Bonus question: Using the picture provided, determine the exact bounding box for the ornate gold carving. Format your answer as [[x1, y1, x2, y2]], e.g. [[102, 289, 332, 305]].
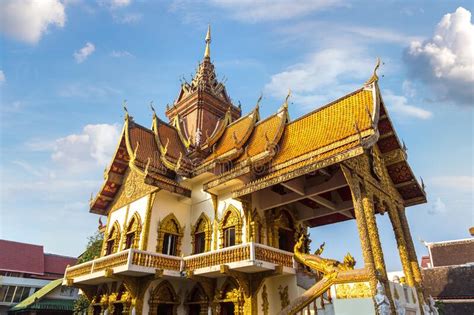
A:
[[341, 165, 377, 291], [148, 280, 180, 315], [278, 285, 290, 310], [219, 204, 243, 247], [110, 169, 158, 213], [140, 192, 156, 250], [382, 148, 406, 166], [122, 212, 142, 250], [261, 284, 269, 315], [211, 194, 219, 250], [335, 282, 372, 299], [190, 212, 212, 253], [156, 213, 184, 256], [102, 221, 121, 256], [294, 234, 355, 277]]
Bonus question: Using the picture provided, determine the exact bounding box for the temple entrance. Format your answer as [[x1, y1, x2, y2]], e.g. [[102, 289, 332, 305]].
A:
[[157, 303, 174, 315], [112, 303, 123, 315], [220, 302, 235, 315], [185, 283, 209, 315], [188, 304, 201, 315], [148, 280, 179, 315]]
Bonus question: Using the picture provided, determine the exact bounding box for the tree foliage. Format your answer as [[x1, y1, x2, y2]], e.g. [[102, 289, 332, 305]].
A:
[[77, 231, 103, 264], [73, 231, 103, 314]]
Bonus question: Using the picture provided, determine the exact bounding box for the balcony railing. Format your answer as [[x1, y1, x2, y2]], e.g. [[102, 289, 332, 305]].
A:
[[65, 243, 295, 283]]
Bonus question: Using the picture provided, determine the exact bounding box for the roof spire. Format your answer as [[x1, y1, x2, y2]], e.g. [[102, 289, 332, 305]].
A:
[[365, 57, 381, 86], [204, 24, 211, 59]]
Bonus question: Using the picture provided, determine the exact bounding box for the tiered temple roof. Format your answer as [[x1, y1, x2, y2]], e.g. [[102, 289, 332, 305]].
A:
[[90, 28, 426, 216]]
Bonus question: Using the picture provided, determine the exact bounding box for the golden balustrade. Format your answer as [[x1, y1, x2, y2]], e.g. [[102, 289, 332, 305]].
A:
[[254, 243, 294, 268], [131, 250, 181, 271], [184, 243, 251, 270], [65, 243, 295, 281]]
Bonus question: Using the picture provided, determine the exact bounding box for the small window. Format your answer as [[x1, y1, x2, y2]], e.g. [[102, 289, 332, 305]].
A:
[[278, 228, 295, 252], [194, 232, 206, 254], [0, 286, 8, 302], [5, 286, 15, 303], [124, 232, 135, 250], [223, 227, 236, 248], [13, 287, 25, 303], [105, 239, 115, 255], [163, 233, 178, 256], [20, 287, 30, 301]]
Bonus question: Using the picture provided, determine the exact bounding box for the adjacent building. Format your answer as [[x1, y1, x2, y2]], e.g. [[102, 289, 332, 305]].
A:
[[63, 27, 428, 315], [0, 240, 77, 315], [421, 237, 474, 314]]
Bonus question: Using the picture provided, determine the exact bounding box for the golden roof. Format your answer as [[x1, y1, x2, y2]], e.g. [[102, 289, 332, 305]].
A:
[[272, 88, 374, 167]]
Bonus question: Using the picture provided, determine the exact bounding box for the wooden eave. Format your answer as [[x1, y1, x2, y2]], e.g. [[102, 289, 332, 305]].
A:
[[376, 86, 427, 207], [90, 117, 191, 215]]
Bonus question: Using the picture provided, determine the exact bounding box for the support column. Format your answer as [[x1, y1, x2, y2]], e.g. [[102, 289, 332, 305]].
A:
[[211, 194, 219, 250], [341, 166, 377, 293], [396, 206, 426, 309], [397, 207, 422, 285], [387, 205, 415, 287], [362, 188, 395, 313]]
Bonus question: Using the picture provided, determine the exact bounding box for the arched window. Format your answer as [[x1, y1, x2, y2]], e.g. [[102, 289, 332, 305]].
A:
[[104, 221, 121, 256], [156, 214, 183, 256], [123, 213, 142, 250], [185, 283, 209, 315], [191, 213, 212, 254], [219, 205, 243, 248], [148, 280, 179, 315], [214, 277, 242, 315]]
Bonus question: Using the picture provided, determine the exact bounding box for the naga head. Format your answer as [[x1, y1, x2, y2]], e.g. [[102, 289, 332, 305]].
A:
[[342, 252, 356, 270], [294, 234, 305, 254]]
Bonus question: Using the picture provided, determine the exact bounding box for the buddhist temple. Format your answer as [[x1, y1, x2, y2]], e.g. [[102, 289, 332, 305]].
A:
[[64, 26, 429, 315]]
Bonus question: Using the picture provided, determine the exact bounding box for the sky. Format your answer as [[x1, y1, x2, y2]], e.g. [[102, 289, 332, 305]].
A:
[[0, 0, 473, 272]]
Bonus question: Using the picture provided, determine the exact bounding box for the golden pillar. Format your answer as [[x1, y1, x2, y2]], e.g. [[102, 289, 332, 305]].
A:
[[211, 194, 219, 250], [397, 207, 422, 285], [387, 204, 415, 287], [362, 188, 395, 312], [397, 206, 426, 308], [342, 166, 377, 292]]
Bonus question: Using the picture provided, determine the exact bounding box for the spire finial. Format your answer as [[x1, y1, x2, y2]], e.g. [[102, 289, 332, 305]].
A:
[[150, 101, 156, 117], [365, 57, 381, 86], [204, 24, 211, 58]]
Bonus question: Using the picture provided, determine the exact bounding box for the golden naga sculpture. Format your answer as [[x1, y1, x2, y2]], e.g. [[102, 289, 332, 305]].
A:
[[294, 235, 356, 277]]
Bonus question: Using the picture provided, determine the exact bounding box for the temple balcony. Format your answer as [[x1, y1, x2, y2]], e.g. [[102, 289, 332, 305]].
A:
[[64, 243, 295, 285]]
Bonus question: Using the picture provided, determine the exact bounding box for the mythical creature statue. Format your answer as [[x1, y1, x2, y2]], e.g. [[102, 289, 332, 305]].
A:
[[375, 281, 391, 315], [294, 235, 356, 276]]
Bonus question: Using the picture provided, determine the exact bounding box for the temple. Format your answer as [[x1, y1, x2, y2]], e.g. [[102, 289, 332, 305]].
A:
[[64, 26, 429, 315]]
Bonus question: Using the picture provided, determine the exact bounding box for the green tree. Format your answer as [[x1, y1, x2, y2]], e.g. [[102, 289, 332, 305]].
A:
[[73, 231, 104, 314], [77, 231, 103, 264]]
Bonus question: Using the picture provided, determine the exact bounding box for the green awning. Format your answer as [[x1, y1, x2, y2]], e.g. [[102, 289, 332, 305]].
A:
[[10, 278, 75, 312]]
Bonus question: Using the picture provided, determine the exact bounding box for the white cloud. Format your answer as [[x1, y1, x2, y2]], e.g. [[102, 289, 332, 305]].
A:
[[428, 197, 447, 215], [110, 50, 134, 58], [171, 0, 343, 23], [382, 90, 433, 120], [113, 12, 142, 24], [406, 7, 474, 106], [58, 82, 121, 98], [430, 176, 474, 193], [264, 47, 373, 110], [74, 42, 95, 63], [99, 0, 132, 9], [0, 70, 5, 85], [0, 0, 66, 44], [51, 123, 121, 169]]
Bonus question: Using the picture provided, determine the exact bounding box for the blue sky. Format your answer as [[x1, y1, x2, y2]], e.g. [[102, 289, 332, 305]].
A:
[[0, 0, 472, 271]]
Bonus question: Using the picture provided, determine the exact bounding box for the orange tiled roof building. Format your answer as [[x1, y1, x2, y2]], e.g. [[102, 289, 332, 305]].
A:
[[64, 27, 428, 315]]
